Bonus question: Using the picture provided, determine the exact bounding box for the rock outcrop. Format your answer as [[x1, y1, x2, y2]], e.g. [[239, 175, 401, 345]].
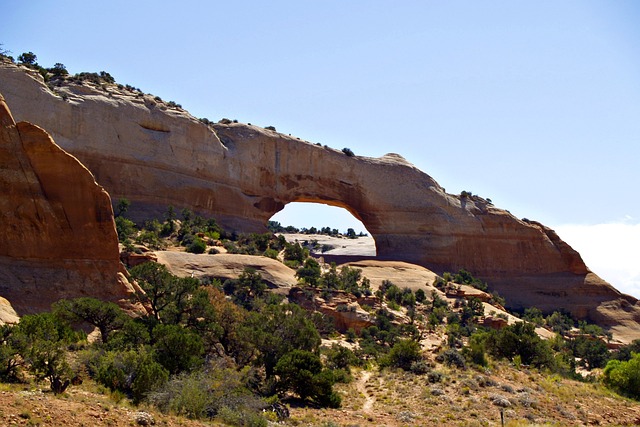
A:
[[155, 251, 298, 292], [0, 296, 19, 325], [0, 92, 140, 315], [289, 287, 376, 333], [1, 61, 639, 341]]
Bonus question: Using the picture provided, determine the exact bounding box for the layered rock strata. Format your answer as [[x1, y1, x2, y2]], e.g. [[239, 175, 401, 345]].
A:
[[0, 92, 139, 315], [1, 62, 638, 341]]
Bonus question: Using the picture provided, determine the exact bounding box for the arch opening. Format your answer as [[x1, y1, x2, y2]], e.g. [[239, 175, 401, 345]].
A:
[[269, 202, 376, 257]]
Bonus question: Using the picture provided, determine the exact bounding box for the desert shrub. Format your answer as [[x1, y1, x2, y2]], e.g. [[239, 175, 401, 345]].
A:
[[149, 365, 266, 421], [106, 319, 151, 351], [381, 339, 422, 371], [223, 268, 268, 310], [463, 331, 489, 367], [93, 348, 168, 403], [152, 324, 204, 374], [612, 339, 640, 362], [324, 344, 359, 372], [283, 242, 308, 266], [263, 248, 278, 259], [603, 353, 640, 400], [439, 348, 466, 369], [570, 335, 610, 370], [427, 370, 444, 383], [274, 350, 341, 407], [115, 216, 136, 242], [296, 258, 322, 286], [410, 359, 431, 375], [546, 311, 574, 334], [453, 268, 488, 291], [0, 325, 20, 381], [342, 147, 355, 156], [521, 307, 545, 326], [10, 313, 79, 393], [245, 303, 321, 378], [485, 322, 555, 369], [186, 237, 207, 254], [129, 262, 200, 323]]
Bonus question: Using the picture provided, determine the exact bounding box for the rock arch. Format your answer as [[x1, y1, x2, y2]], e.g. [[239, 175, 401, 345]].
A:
[[1, 61, 639, 340]]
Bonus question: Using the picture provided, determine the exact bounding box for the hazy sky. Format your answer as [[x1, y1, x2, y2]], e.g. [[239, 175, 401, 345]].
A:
[[3, 1, 639, 297]]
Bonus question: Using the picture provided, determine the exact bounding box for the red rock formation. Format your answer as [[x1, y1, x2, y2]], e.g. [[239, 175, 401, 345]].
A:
[[0, 93, 140, 315], [289, 287, 375, 333], [1, 61, 639, 341]]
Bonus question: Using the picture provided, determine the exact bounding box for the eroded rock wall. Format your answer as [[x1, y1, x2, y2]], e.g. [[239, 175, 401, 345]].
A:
[[0, 92, 139, 315]]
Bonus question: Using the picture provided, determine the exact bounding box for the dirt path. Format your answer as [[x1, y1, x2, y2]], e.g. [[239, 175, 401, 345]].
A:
[[356, 370, 375, 412]]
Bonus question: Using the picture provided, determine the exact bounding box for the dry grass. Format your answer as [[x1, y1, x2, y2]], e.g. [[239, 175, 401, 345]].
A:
[[288, 360, 640, 426]]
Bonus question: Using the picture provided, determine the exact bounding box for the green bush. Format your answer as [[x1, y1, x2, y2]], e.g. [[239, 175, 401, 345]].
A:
[[115, 216, 136, 243], [0, 325, 20, 381], [274, 350, 341, 408], [603, 353, 640, 400], [381, 339, 422, 371], [152, 324, 204, 374], [186, 237, 207, 254], [324, 344, 359, 371], [94, 348, 168, 403], [485, 322, 555, 369], [10, 313, 79, 393]]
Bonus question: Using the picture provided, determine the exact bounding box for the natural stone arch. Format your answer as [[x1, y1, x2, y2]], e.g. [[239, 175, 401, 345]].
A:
[[3, 62, 639, 341]]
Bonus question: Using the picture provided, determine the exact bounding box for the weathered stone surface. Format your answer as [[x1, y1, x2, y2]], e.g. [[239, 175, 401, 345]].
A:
[[1, 61, 639, 341], [0, 92, 139, 315], [155, 251, 298, 292], [0, 296, 19, 325]]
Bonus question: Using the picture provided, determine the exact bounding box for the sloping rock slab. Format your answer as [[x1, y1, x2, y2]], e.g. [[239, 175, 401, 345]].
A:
[[154, 251, 298, 292]]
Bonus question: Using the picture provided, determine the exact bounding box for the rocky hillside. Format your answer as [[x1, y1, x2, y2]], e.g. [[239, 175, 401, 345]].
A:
[[0, 59, 638, 342]]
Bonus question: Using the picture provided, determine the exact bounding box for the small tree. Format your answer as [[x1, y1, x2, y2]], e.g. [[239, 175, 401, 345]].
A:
[[18, 51, 37, 66], [152, 324, 204, 374], [274, 350, 341, 407], [382, 339, 422, 370], [11, 313, 77, 393], [296, 258, 322, 286], [49, 63, 68, 76], [115, 198, 130, 217], [53, 297, 127, 344]]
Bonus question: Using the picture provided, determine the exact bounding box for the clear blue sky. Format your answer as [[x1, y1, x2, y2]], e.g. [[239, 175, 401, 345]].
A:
[[3, 1, 639, 296]]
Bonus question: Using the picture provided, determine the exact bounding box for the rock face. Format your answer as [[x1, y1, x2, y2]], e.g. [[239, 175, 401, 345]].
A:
[[1, 61, 639, 341], [0, 92, 139, 315], [289, 287, 375, 333]]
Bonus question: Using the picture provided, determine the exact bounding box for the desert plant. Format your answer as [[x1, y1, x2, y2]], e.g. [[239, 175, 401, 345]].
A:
[[52, 297, 127, 344], [603, 353, 640, 400]]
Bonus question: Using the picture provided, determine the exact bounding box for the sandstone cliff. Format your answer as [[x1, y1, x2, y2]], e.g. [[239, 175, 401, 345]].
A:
[[0, 92, 140, 315], [1, 61, 638, 341]]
